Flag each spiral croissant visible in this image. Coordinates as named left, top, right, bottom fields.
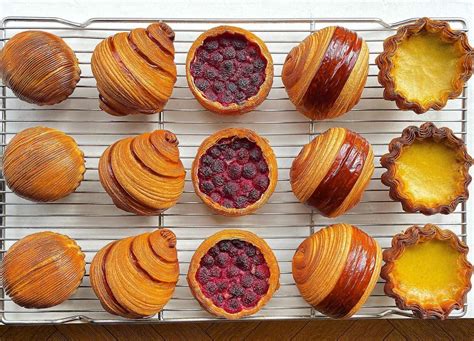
left=292, top=224, right=382, bottom=319
left=282, top=26, right=369, bottom=120
left=90, top=229, right=179, bottom=318
left=290, top=127, right=374, bottom=217
left=0, top=31, right=80, bottom=105
left=99, top=130, right=185, bottom=215
left=91, top=22, right=177, bottom=116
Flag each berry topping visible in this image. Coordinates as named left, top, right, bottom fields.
left=213, top=80, right=225, bottom=93
left=253, top=253, right=265, bottom=265
left=191, top=32, right=267, bottom=106
left=198, top=137, right=270, bottom=209
left=196, top=239, right=271, bottom=313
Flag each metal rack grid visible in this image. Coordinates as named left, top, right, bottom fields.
left=0, top=16, right=469, bottom=324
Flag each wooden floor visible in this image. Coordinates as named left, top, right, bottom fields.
left=0, top=320, right=473, bottom=340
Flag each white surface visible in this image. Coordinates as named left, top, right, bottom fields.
left=0, top=0, right=473, bottom=321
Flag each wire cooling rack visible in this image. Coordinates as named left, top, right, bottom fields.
left=0, top=17, right=469, bottom=324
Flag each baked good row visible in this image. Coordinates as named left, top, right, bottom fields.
left=2, top=224, right=471, bottom=320
left=4, top=123, right=472, bottom=217
left=1, top=18, right=472, bottom=118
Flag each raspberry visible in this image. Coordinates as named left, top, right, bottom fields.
left=249, top=148, right=262, bottom=161
left=204, top=66, right=218, bottom=80
left=235, top=254, right=250, bottom=270
left=253, top=58, right=265, bottom=71
left=226, top=82, right=238, bottom=93
left=213, top=80, right=225, bottom=93
left=223, top=199, right=234, bottom=208
left=218, top=240, right=232, bottom=252
left=190, top=61, right=204, bottom=77
left=242, top=290, right=258, bottom=307
left=228, top=162, right=242, bottom=180
left=235, top=196, right=248, bottom=209
left=212, top=174, right=225, bottom=187
left=197, top=49, right=210, bottom=61
left=232, top=38, right=247, bottom=50
left=223, top=182, right=239, bottom=198
left=195, top=78, right=210, bottom=91
left=236, top=149, right=249, bottom=165
left=238, top=78, right=250, bottom=90
left=253, top=253, right=265, bottom=265
left=254, top=175, right=269, bottom=191
left=229, top=246, right=240, bottom=257
left=245, top=245, right=257, bottom=257
left=217, top=280, right=229, bottom=292
left=231, top=139, right=242, bottom=150
left=197, top=267, right=211, bottom=283
left=251, top=73, right=264, bottom=86
left=224, top=298, right=242, bottom=313
left=236, top=50, right=247, bottom=62
left=218, top=91, right=234, bottom=105
left=247, top=46, right=258, bottom=57
left=243, top=63, right=254, bottom=75
left=255, top=265, right=270, bottom=279
left=202, top=154, right=214, bottom=166
left=229, top=283, right=244, bottom=297
left=210, top=266, right=222, bottom=278
left=205, top=281, right=218, bottom=294
left=210, top=192, right=222, bottom=203
left=241, top=273, right=254, bottom=288
left=257, top=160, right=268, bottom=173
left=213, top=293, right=224, bottom=307
left=204, top=39, right=219, bottom=51
left=241, top=181, right=253, bottom=193
left=211, top=159, right=225, bottom=173
left=201, top=254, right=215, bottom=268
left=226, top=265, right=240, bottom=278
left=208, top=245, right=220, bottom=256
left=232, top=240, right=245, bottom=249
left=253, top=279, right=269, bottom=295
left=235, top=92, right=246, bottom=103
left=204, top=89, right=218, bottom=101
left=223, top=46, right=236, bottom=59
left=219, top=60, right=234, bottom=78
left=248, top=188, right=261, bottom=202
left=216, top=252, right=230, bottom=268
left=209, top=51, right=223, bottom=67
left=198, top=166, right=213, bottom=179
left=245, top=86, right=258, bottom=97
left=223, top=148, right=236, bottom=160
left=241, top=139, right=252, bottom=149
left=242, top=163, right=257, bottom=179
left=219, top=37, right=232, bottom=47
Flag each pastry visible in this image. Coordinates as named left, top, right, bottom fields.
left=90, top=229, right=179, bottom=318
left=192, top=128, right=277, bottom=216
left=1, top=232, right=85, bottom=308
left=290, top=127, right=374, bottom=218
left=3, top=126, right=85, bottom=202
left=187, top=230, right=280, bottom=319
left=381, top=122, right=472, bottom=215
left=382, top=224, right=472, bottom=319
left=293, top=223, right=382, bottom=319
left=282, top=26, right=369, bottom=120
left=376, top=17, right=473, bottom=113
left=0, top=31, right=80, bottom=105
left=186, top=26, right=273, bottom=115
left=98, top=130, right=185, bottom=215
left=91, top=22, right=177, bottom=116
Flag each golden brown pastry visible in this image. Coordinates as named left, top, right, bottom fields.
left=98, top=130, right=185, bottom=215
left=0, top=31, right=80, bottom=105
left=90, top=229, right=179, bottom=318
left=292, top=223, right=382, bottom=319
left=282, top=26, right=369, bottom=120
left=187, top=230, right=280, bottom=319
left=290, top=127, right=374, bottom=217
left=1, top=232, right=85, bottom=308
left=376, top=18, right=473, bottom=114
left=91, top=22, right=177, bottom=116
left=382, top=224, right=472, bottom=319
left=3, top=126, right=85, bottom=202
left=192, top=128, right=278, bottom=216
left=186, top=26, right=273, bottom=115
left=380, top=122, right=472, bottom=215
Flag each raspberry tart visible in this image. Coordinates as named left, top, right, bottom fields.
left=187, top=230, right=280, bottom=319
left=186, top=26, right=273, bottom=115
left=192, top=128, right=278, bottom=216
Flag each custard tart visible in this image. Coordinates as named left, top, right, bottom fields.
left=186, top=26, right=273, bottom=115
left=381, top=122, right=472, bottom=215
left=0, top=31, right=80, bottom=105
left=3, top=126, right=85, bottom=202
left=282, top=26, right=369, bottom=120
left=290, top=127, right=374, bottom=217
left=192, top=128, right=278, bottom=216
left=376, top=17, right=473, bottom=113
left=382, top=224, right=472, bottom=319
left=90, top=229, right=179, bottom=318
left=1, top=232, right=85, bottom=309
left=293, top=223, right=382, bottom=319
left=187, top=230, right=280, bottom=319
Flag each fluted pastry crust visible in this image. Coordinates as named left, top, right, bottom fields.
left=0, top=31, right=80, bottom=105
left=282, top=26, right=369, bottom=120
left=292, top=224, right=382, bottom=319
left=187, top=229, right=280, bottom=319
left=380, top=122, right=472, bottom=215
left=382, top=224, right=472, bottom=319
left=376, top=18, right=473, bottom=114
left=3, top=126, right=85, bottom=202
left=290, top=127, right=374, bottom=217
left=186, top=26, right=273, bottom=115
left=192, top=128, right=278, bottom=216
left=90, top=229, right=179, bottom=318
left=98, top=130, right=185, bottom=215
left=1, top=232, right=85, bottom=309
left=91, top=22, right=177, bottom=116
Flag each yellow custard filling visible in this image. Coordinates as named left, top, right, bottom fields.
left=391, top=32, right=463, bottom=106
left=392, top=239, right=464, bottom=304
left=395, top=139, right=464, bottom=206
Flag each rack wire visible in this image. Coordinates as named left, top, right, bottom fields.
left=0, top=16, right=469, bottom=324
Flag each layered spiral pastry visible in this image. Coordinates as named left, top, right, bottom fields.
left=290, top=127, right=374, bottom=217
left=90, top=229, right=179, bottom=318
left=1, top=232, right=85, bottom=308
left=192, top=128, right=278, bottom=216
left=187, top=230, right=280, bottom=319
left=0, top=31, right=80, bottom=105
left=186, top=26, right=273, bottom=115
left=98, top=130, right=185, bottom=215
left=293, top=224, right=382, bottom=318
left=91, top=22, right=177, bottom=116
left=282, top=26, right=368, bottom=120
left=3, top=126, right=85, bottom=202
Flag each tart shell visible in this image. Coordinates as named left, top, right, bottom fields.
left=381, top=224, right=472, bottom=319
left=186, top=26, right=274, bottom=115
left=376, top=17, right=473, bottom=114
left=380, top=122, right=472, bottom=215
left=192, top=128, right=278, bottom=216
left=187, top=229, right=280, bottom=319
